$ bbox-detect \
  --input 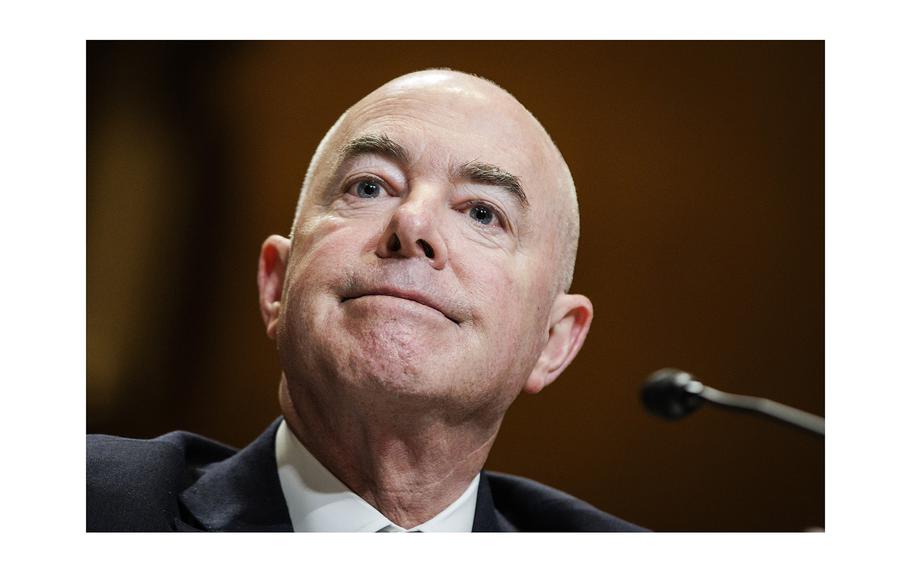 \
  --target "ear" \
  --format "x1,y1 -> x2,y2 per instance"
523,293 -> 594,394
257,235 -> 291,340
